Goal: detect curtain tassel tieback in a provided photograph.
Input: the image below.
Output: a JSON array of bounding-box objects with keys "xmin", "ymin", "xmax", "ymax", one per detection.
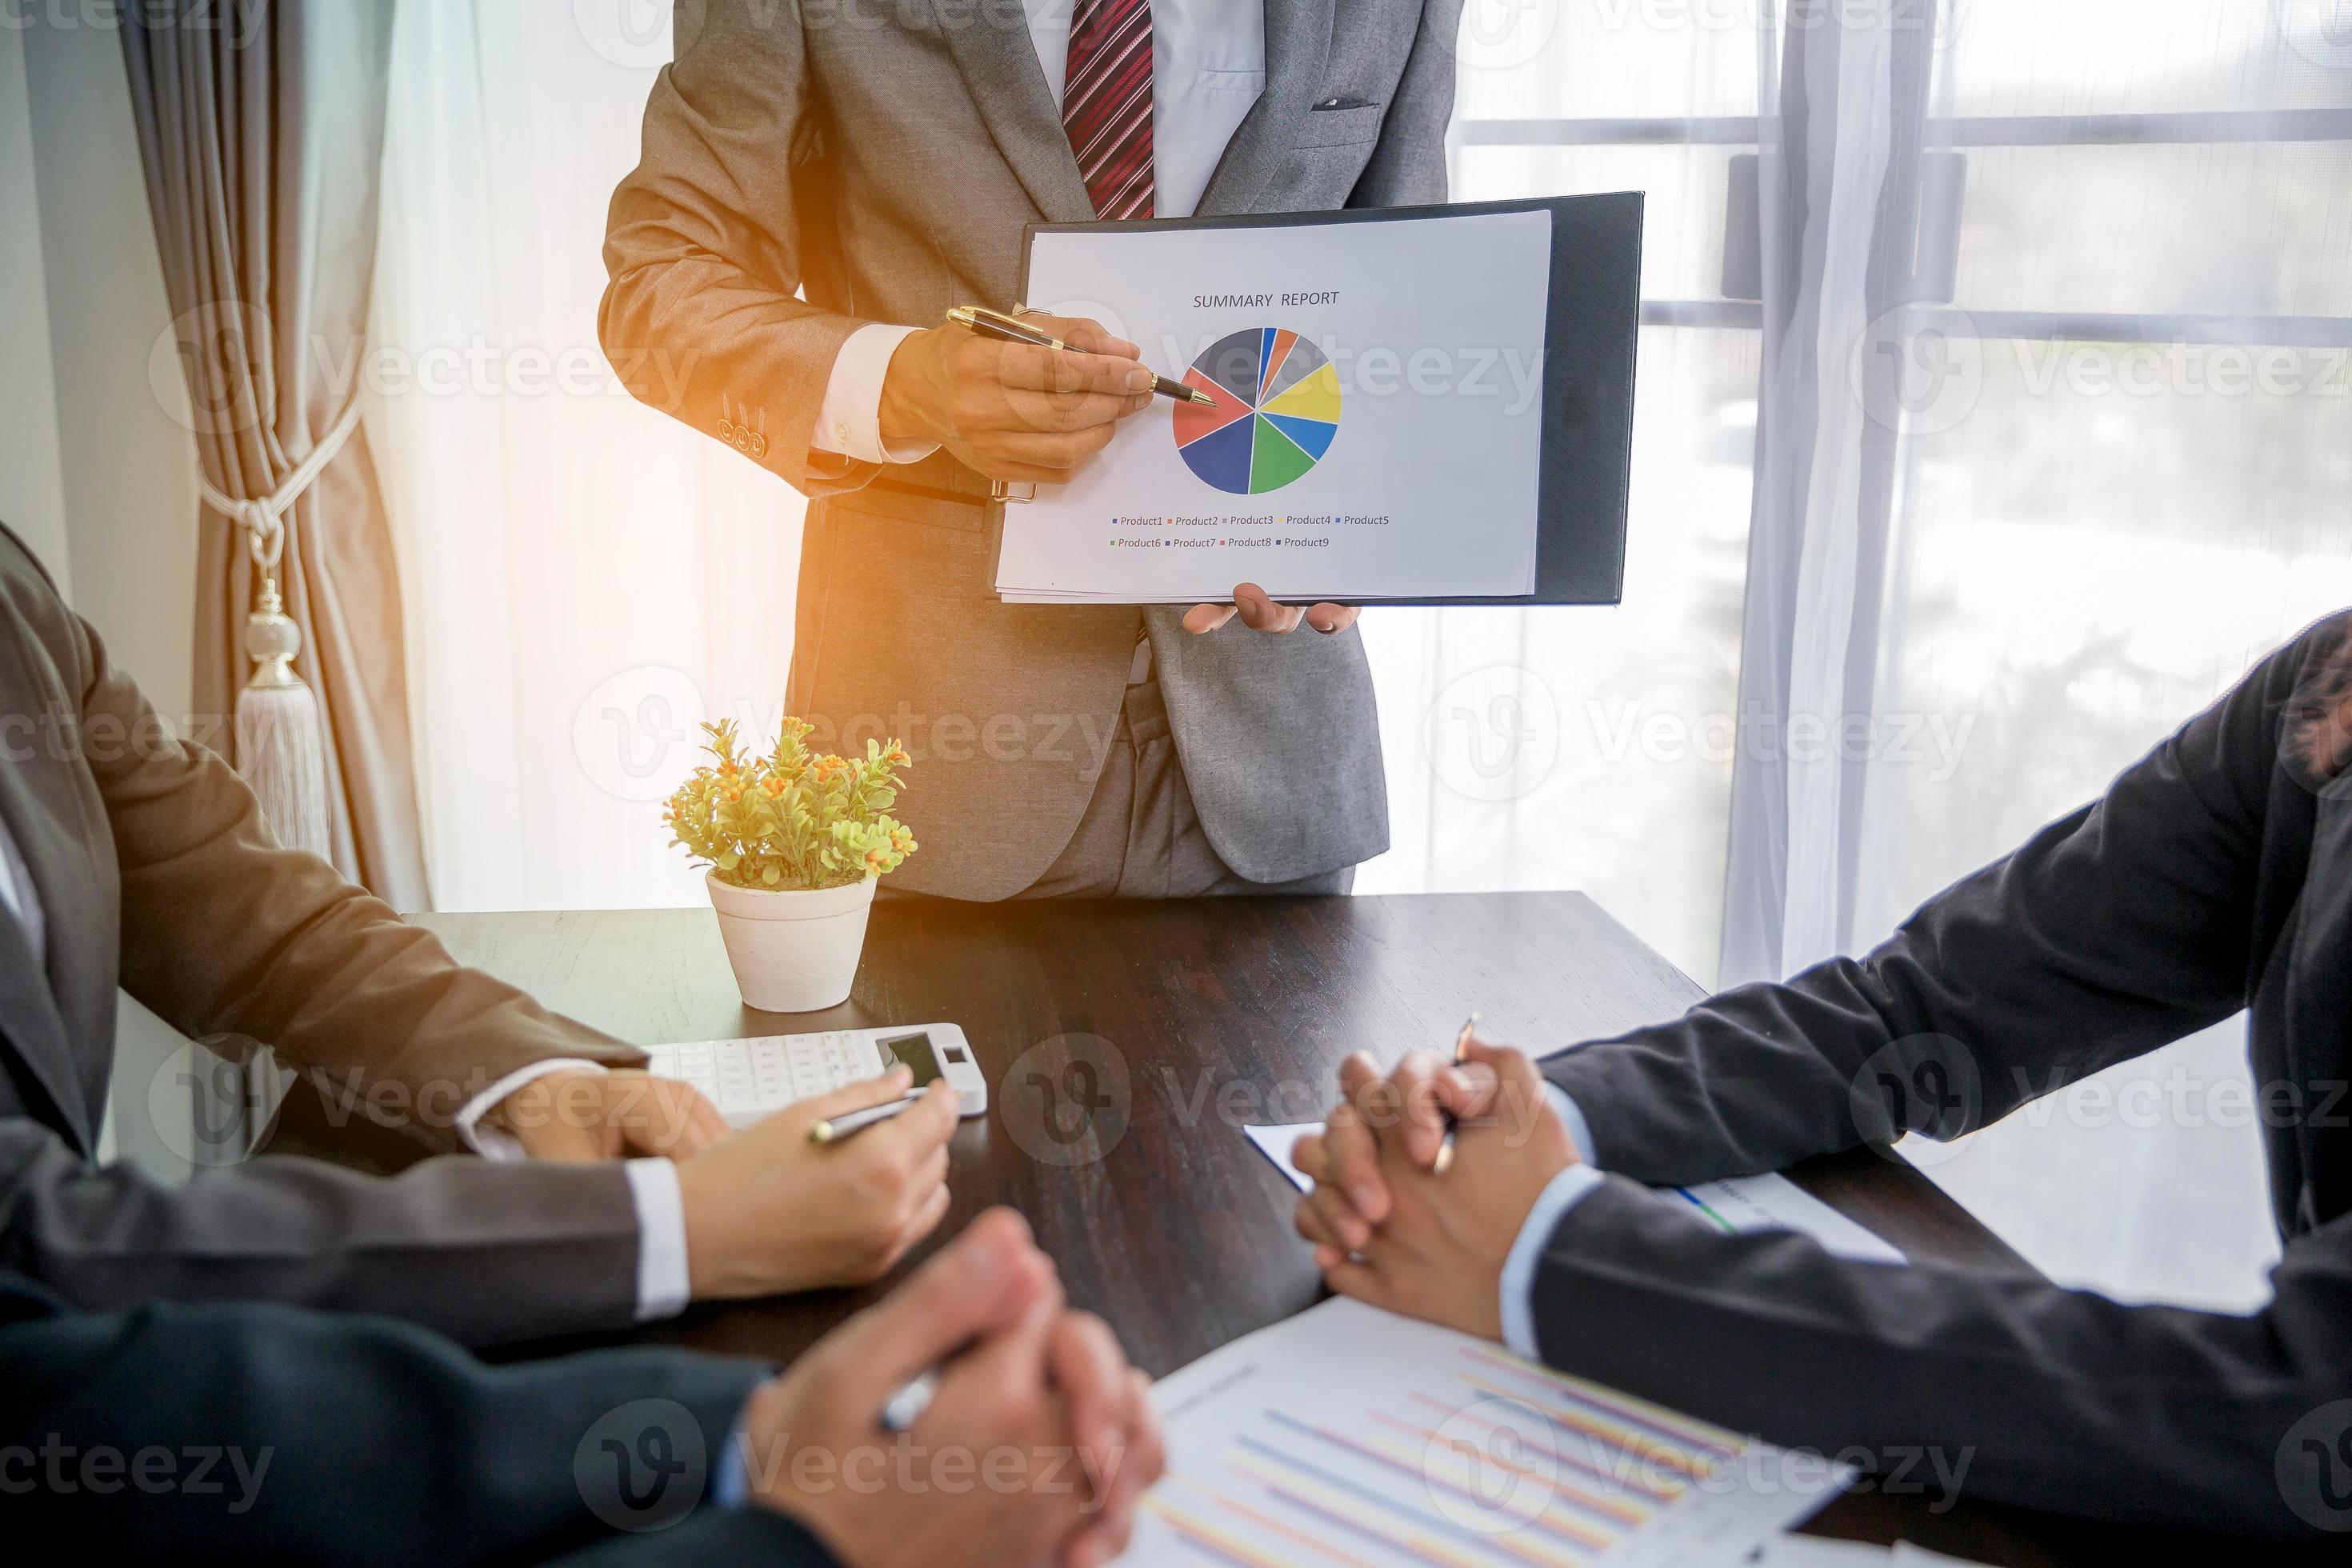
[{"xmin": 195, "ymin": 395, "xmax": 365, "ymax": 862}]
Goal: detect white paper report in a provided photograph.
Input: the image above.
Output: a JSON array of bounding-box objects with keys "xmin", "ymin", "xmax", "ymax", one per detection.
[{"xmin": 999, "ymin": 208, "xmax": 1553, "ymax": 602}]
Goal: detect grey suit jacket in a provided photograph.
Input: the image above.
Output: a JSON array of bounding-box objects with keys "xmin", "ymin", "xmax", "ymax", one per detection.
[
  {"xmin": 602, "ymin": 0, "xmax": 1465, "ymax": 898},
  {"xmin": 0, "ymin": 526, "xmax": 654, "ymax": 1348},
  {"xmin": 1534, "ymin": 614, "xmax": 2352, "ymax": 1539}
]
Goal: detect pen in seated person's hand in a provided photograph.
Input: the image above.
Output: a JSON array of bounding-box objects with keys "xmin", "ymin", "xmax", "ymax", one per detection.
[
  {"xmin": 676, "ymin": 1068, "xmax": 962, "ymax": 1299},
  {"xmin": 743, "ymin": 1209, "xmax": 1166, "ymax": 1568},
  {"xmin": 1290, "ymin": 1042, "xmax": 1578, "ymax": 1342},
  {"xmin": 1287, "ymin": 1033, "xmax": 1543, "ymax": 1254}
]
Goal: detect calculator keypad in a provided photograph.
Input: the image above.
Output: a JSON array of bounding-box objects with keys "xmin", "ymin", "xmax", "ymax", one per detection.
[{"xmin": 646, "ymin": 1034, "xmax": 891, "ymax": 1127}]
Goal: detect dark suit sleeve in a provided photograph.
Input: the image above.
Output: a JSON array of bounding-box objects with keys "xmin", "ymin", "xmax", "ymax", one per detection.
[
  {"xmin": 0, "ymin": 1290, "xmax": 798, "ymax": 1566},
  {"xmin": 601, "ymin": 0, "xmax": 874, "ymax": 498},
  {"xmin": 0, "ymin": 1120, "xmax": 645, "ymax": 1347},
  {"xmin": 1348, "ymin": 0, "xmax": 1466, "ymax": 206},
  {"xmin": 550, "ymin": 1507, "xmax": 842, "ymax": 1566},
  {"xmin": 1542, "ymin": 618, "xmax": 2315, "ymax": 1186},
  {"xmin": 1527, "ymin": 1176, "xmax": 2352, "ymax": 1539}
]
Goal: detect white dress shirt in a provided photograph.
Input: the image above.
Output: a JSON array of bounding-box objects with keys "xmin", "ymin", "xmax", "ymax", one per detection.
[
  {"xmin": 809, "ymin": 0, "xmax": 1269, "ymax": 465},
  {"xmin": 1498, "ymin": 1086, "xmax": 1604, "ymax": 1360}
]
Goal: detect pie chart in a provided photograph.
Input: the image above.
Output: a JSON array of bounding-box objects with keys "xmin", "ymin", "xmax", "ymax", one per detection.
[{"xmin": 1172, "ymin": 327, "xmax": 1342, "ymax": 496}]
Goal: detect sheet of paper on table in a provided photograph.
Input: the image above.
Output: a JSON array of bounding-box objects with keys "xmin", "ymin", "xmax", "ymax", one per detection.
[
  {"xmin": 1000, "ymin": 207, "xmax": 1552, "ymax": 604},
  {"xmin": 1133, "ymin": 1294, "xmax": 1848, "ymax": 1567},
  {"xmin": 1240, "ymin": 1122, "xmax": 1906, "ymax": 1266}
]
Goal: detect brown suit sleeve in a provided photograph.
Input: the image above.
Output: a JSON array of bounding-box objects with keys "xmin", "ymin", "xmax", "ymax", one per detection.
[
  {"xmin": 76, "ymin": 619, "xmax": 644, "ymax": 1149},
  {"xmin": 600, "ymin": 0, "xmax": 874, "ymax": 498},
  {"xmin": 0, "ymin": 534, "xmax": 651, "ymax": 1346}
]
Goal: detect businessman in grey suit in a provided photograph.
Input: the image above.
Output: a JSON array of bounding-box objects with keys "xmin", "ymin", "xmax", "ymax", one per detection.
[
  {"xmin": 0, "ymin": 523, "xmax": 956, "ymax": 1346},
  {"xmin": 602, "ymin": 0, "xmax": 1468, "ymax": 900},
  {"xmin": 1291, "ymin": 614, "xmax": 2352, "ymax": 1540}
]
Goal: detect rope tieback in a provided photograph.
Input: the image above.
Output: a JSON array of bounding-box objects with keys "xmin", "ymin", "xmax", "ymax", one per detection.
[{"xmin": 194, "ymin": 394, "xmax": 366, "ymax": 862}]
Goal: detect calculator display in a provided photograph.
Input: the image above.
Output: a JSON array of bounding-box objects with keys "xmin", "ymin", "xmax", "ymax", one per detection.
[{"xmin": 879, "ymin": 1032, "xmax": 942, "ymax": 1086}]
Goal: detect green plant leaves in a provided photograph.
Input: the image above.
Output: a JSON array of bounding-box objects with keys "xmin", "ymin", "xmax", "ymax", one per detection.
[{"xmin": 664, "ymin": 719, "xmax": 918, "ymax": 891}]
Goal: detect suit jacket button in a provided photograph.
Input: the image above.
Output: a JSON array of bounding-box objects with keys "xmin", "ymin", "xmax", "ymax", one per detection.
[{"xmin": 750, "ymin": 433, "xmax": 768, "ymax": 458}]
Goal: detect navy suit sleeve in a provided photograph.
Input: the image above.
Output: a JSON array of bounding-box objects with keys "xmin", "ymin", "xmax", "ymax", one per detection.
[
  {"xmin": 0, "ymin": 1289, "xmax": 790, "ymax": 1565},
  {"xmin": 1542, "ymin": 617, "xmax": 2325, "ymax": 1186},
  {"xmin": 1512, "ymin": 620, "xmax": 2352, "ymax": 1538},
  {"xmin": 1527, "ymin": 1177, "xmax": 2352, "ymax": 1540},
  {"xmin": 549, "ymin": 1506, "xmax": 841, "ymax": 1565}
]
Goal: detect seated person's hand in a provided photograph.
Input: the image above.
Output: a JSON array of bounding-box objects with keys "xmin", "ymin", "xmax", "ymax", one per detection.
[
  {"xmin": 1289, "ymin": 1043, "xmax": 1502, "ymax": 1246},
  {"xmin": 744, "ymin": 1208, "xmax": 1165, "ymax": 1568},
  {"xmin": 493, "ymin": 1068, "xmax": 729, "ymax": 1162},
  {"xmin": 676, "ymin": 1068, "xmax": 959, "ymax": 1298},
  {"xmin": 1182, "ymin": 582, "xmax": 1359, "ymax": 637},
  {"xmin": 879, "ymin": 311, "xmax": 1156, "ymax": 484},
  {"xmin": 1292, "ymin": 1041, "xmax": 1578, "ymax": 1340}
]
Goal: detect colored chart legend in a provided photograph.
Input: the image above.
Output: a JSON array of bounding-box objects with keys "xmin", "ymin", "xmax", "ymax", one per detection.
[{"xmin": 1174, "ymin": 327, "xmax": 1343, "ymax": 496}]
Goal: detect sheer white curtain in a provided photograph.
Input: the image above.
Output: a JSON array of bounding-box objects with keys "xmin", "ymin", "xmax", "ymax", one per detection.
[
  {"xmin": 368, "ymin": 0, "xmax": 800, "ymax": 913},
  {"xmin": 1725, "ymin": 0, "xmax": 2352, "ymax": 1310},
  {"xmin": 1356, "ymin": 4, "xmax": 1766, "ymax": 992}
]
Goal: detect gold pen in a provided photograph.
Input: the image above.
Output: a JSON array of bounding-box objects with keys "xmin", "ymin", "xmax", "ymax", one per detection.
[
  {"xmin": 1431, "ymin": 1012, "xmax": 1478, "ymax": 1175},
  {"xmin": 946, "ymin": 304, "xmax": 1216, "ymax": 405}
]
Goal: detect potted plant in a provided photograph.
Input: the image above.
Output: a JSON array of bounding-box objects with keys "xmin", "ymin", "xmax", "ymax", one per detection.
[{"xmin": 663, "ymin": 718, "xmax": 918, "ymax": 1012}]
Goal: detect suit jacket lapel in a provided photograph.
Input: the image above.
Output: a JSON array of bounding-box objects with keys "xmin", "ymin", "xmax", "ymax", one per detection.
[
  {"xmin": 0, "ymin": 613, "xmax": 99, "ymax": 1153},
  {"xmin": 1194, "ymin": 0, "xmax": 1337, "ymax": 218},
  {"xmin": 934, "ymin": 2, "xmax": 1099, "ymax": 226}
]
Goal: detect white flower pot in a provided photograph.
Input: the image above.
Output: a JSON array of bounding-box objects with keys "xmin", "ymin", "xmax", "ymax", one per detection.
[{"xmin": 706, "ymin": 871, "xmax": 878, "ymax": 1013}]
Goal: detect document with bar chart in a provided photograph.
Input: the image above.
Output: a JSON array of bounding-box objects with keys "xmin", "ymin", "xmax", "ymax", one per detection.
[
  {"xmin": 998, "ymin": 206, "xmax": 1554, "ymax": 604},
  {"xmin": 1130, "ymin": 1298, "xmax": 1845, "ymax": 1568}
]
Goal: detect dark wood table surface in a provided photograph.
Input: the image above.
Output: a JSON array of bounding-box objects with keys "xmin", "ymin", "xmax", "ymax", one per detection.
[{"xmin": 400, "ymin": 892, "xmax": 2250, "ymax": 1566}]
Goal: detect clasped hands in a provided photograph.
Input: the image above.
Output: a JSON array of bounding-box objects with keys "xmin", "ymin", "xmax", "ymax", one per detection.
[
  {"xmin": 492, "ymin": 1074, "xmax": 1163, "ymax": 1567},
  {"xmin": 1289, "ymin": 1038, "xmax": 1582, "ymax": 1341},
  {"xmin": 878, "ymin": 311, "xmax": 1358, "ymax": 637}
]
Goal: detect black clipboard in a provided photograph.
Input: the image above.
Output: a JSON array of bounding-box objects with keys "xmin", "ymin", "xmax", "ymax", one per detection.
[{"xmin": 1015, "ymin": 192, "xmax": 1644, "ymax": 606}]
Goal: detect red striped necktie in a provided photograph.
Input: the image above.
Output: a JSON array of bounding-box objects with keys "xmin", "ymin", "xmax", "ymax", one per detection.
[{"xmin": 1062, "ymin": 0, "xmax": 1156, "ymax": 221}]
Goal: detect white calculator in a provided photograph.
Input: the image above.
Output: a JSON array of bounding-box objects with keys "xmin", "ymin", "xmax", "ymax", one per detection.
[{"xmin": 642, "ymin": 1024, "xmax": 987, "ymax": 1130}]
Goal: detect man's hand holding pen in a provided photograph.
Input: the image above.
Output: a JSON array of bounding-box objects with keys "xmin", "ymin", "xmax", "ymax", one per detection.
[{"xmin": 878, "ymin": 308, "xmax": 1157, "ymax": 485}]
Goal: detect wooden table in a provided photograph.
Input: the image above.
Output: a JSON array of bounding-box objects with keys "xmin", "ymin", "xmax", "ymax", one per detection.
[{"xmin": 402, "ymin": 893, "xmax": 2235, "ymax": 1566}]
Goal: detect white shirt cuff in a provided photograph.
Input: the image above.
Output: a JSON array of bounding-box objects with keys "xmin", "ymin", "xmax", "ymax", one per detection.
[
  {"xmin": 1498, "ymin": 1163, "xmax": 1607, "ymax": 1360},
  {"xmin": 624, "ymin": 1157, "xmax": 694, "ymax": 1322},
  {"xmin": 1546, "ymin": 1083, "xmax": 1599, "ymax": 1170},
  {"xmin": 454, "ymin": 1058, "xmax": 610, "ymax": 1162},
  {"xmin": 810, "ymin": 322, "xmax": 938, "ymax": 464}
]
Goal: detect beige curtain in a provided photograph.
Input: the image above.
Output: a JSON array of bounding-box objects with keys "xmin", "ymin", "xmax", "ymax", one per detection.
[{"xmin": 121, "ymin": 0, "xmax": 427, "ymax": 908}]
